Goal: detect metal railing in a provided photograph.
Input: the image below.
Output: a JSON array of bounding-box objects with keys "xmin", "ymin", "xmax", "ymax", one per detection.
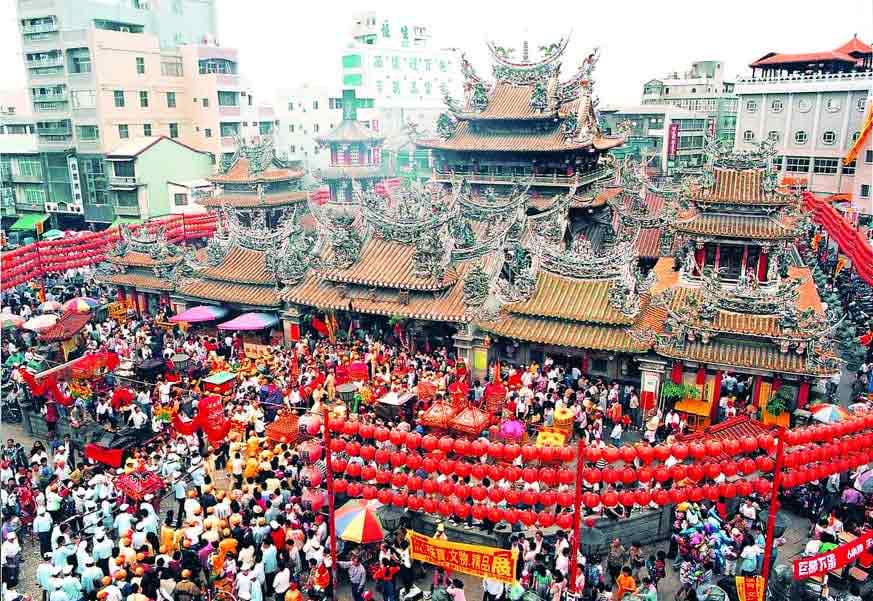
[
  {"xmin": 32, "ymin": 92, "xmax": 67, "ymax": 102},
  {"xmin": 21, "ymin": 21, "xmax": 57, "ymax": 34},
  {"xmin": 26, "ymin": 56, "xmax": 63, "ymax": 68},
  {"xmin": 114, "ymin": 204, "xmax": 141, "ymax": 216},
  {"xmin": 737, "ymin": 71, "xmax": 872, "ymax": 84},
  {"xmin": 109, "ymin": 176, "xmax": 139, "ymax": 187},
  {"xmin": 432, "ymin": 166, "xmax": 613, "ymax": 187}
]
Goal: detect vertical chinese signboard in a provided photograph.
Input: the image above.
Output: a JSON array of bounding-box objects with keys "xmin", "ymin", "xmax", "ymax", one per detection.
[
  {"xmin": 707, "ymin": 117, "xmax": 716, "ymax": 139},
  {"xmin": 667, "ymin": 123, "xmax": 679, "ymax": 159},
  {"xmin": 735, "ymin": 576, "xmax": 764, "ymax": 601},
  {"xmin": 409, "ymin": 530, "xmax": 517, "ymax": 583}
]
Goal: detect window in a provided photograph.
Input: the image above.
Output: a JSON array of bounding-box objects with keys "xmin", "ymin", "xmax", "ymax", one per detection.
[
  {"xmin": 424, "ymin": 81, "xmax": 432, "ymax": 95},
  {"xmin": 770, "ymin": 99, "xmax": 784, "ymax": 113},
  {"xmin": 794, "ymin": 130, "xmax": 808, "ymax": 145},
  {"xmin": 202, "ymin": 98, "xmax": 209, "ymax": 108},
  {"xmin": 745, "ymin": 99, "xmax": 758, "ymax": 112},
  {"xmin": 376, "ymin": 80, "xmax": 383, "ymax": 94},
  {"xmin": 217, "ymin": 91, "xmax": 239, "ymax": 106},
  {"xmin": 867, "ymin": 150, "xmax": 873, "ymax": 164},
  {"xmin": 248, "ymin": 95, "xmax": 252, "ymax": 106},
  {"xmin": 113, "ymin": 90, "xmax": 124, "ymax": 107},
  {"xmin": 219, "ymin": 123, "xmax": 239, "ymax": 137},
  {"xmin": 70, "ymin": 89, "xmax": 96, "ymax": 109},
  {"xmin": 161, "ymin": 57, "xmax": 183, "ymax": 76},
  {"xmin": 424, "ymin": 58, "xmax": 432, "ymax": 71},
  {"xmin": 392, "ymin": 56, "xmax": 400, "ymax": 69},
  {"xmin": 785, "ymin": 156, "xmax": 810, "ymax": 172},
  {"xmin": 22, "ymin": 186, "xmax": 46, "ymax": 204},
  {"xmin": 743, "ymin": 130, "xmax": 755, "ymax": 142},
  {"xmin": 439, "ymin": 59, "xmax": 447, "ymax": 72},
  {"xmin": 343, "ymin": 74, "xmax": 362, "ymax": 87},
  {"xmin": 312, "ymin": 100, "xmax": 319, "ymax": 110},
  {"xmin": 143, "ymin": 123, "xmax": 151, "ymax": 136},
  {"xmin": 410, "ymin": 81, "xmax": 419, "ymax": 94},
  {"xmin": 408, "ymin": 57, "xmax": 417, "ymax": 70},
  {"xmin": 198, "ymin": 58, "xmax": 238, "ymax": 74},
  {"xmin": 139, "ymin": 91, "xmax": 148, "ymax": 108},
  {"xmin": 862, "ymin": 184, "xmax": 871, "ymax": 198},
  {"xmin": 590, "ymin": 358, "xmax": 608, "ymax": 374},
  {"xmin": 174, "ymin": 193, "xmax": 188, "ymax": 206},
  {"xmin": 313, "ymin": 124, "xmax": 319, "ymax": 133},
  {"xmin": 767, "ymin": 131, "xmax": 780, "ymax": 142},
  {"xmin": 392, "ymin": 81, "xmax": 400, "ymax": 94},
  {"xmin": 813, "ymin": 158, "xmax": 839, "ymax": 174},
  {"xmin": 288, "ymin": 124, "xmax": 294, "ymax": 133},
  {"xmin": 373, "ymin": 55, "xmax": 383, "ymax": 68},
  {"xmin": 135, "ymin": 56, "xmax": 144, "ymax": 74},
  {"xmin": 118, "ymin": 124, "xmax": 129, "ymax": 139},
  {"xmin": 859, "ymin": 98, "xmax": 868, "ymax": 112},
  {"xmin": 342, "ymin": 54, "xmax": 362, "ymax": 68},
  {"xmin": 166, "ymin": 92, "xmax": 176, "ymax": 108},
  {"xmin": 821, "ymin": 130, "xmax": 837, "ymax": 145},
  {"xmin": 289, "ymin": 145, "xmax": 295, "ymax": 153},
  {"xmin": 205, "ymin": 128, "xmax": 211, "ymax": 138},
  {"xmin": 168, "ymin": 123, "xmax": 179, "ymax": 138},
  {"xmin": 842, "ymin": 160, "xmax": 855, "ymax": 175},
  {"xmin": 15, "ymin": 158, "xmax": 42, "ymax": 178},
  {"xmin": 287, "ymin": 101, "xmax": 294, "ymax": 111}
]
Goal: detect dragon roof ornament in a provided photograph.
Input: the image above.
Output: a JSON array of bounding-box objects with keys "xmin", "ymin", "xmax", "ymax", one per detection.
[
  {"xmin": 221, "ymin": 134, "xmax": 278, "ymax": 176},
  {"xmin": 486, "ymin": 36, "xmax": 569, "ymax": 85},
  {"xmin": 354, "ymin": 178, "xmax": 460, "ymax": 244},
  {"xmin": 704, "ymin": 137, "xmax": 777, "ymax": 171},
  {"xmin": 108, "ymin": 224, "xmax": 182, "ymax": 261}
]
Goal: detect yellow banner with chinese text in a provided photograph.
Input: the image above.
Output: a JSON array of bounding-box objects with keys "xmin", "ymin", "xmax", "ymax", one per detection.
[
  {"xmin": 735, "ymin": 576, "xmax": 764, "ymax": 601},
  {"xmin": 408, "ymin": 530, "xmax": 517, "ymax": 583}
]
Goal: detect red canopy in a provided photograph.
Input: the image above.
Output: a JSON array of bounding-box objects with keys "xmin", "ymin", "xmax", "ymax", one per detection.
[
  {"xmin": 38, "ymin": 311, "xmax": 90, "ymax": 342},
  {"xmin": 115, "ymin": 469, "xmax": 164, "ymax": 500}
]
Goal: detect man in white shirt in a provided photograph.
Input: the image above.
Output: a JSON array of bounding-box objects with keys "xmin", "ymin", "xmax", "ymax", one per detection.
[{"xmin": 483, "ymin": 577, "xmax": 504, "ymax": 601}]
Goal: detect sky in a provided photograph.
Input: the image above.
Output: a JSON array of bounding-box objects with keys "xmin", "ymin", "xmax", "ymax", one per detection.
[{"xmin": 0, "ymin": 0, "xmax": 871, "ymax": 106}]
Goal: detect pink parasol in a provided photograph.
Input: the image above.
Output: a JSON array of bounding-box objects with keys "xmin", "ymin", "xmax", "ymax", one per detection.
[{"xmin": 499, "ymin": 419, "xmax": 526, "ymax": 440}]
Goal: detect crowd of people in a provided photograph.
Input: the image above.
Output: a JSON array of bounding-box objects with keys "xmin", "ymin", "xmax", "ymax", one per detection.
[{"xmin": 0, "ymin": 262, "xmax": 871, "ymax": 601}]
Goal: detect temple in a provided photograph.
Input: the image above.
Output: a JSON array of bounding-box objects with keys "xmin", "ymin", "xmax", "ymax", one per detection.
[
  {"xmin": 314, "ymin": 89, "xmax": 388, "ymax": 202},
  {"xmin": 642, "ymin": 140, "xmax": 840, "ymax": 429}
]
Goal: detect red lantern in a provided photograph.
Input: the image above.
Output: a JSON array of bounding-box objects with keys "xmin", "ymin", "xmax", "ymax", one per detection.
[
  {"xmin": 723, "ymin": 439, "xmax": 741, "ymax": 456},
  {"xmin": 503, "ymin": 443, "xmax": 522, "ymax": 462},
  {"xmin": 559, "ymin": 446, "xmax": 576, "ymax": 463},
  {"xmin": 602, "ymin": 468, "xmax": 619, "ymax": 485},
  {"xmin": 705, "ymin": 440, "xmax": 723, "ymax": 457},
  {"xmin": 405, "ymin": 432, "xmax": 421, "ymax": 450},
  {"xmin": 374, "ymin": 427, "xmax": 390, "ymax": 442},
  {"xmin": 376, "ymin": 470, "xmax": 392, "ymax": 485},
  {"xmin": 422, "ymin": 479, "xmax": 437, "ymax": 495},
  {"xmin": 780, "ymin": 472, "xmax": 797, "ymax": 489},
  {"xmin": 488, "ymin": 442, "xmax": 505, "ymax": 460},
  {"xmin": 505, "ymin": 489, "xmax": 520, "ymax": 506},
  {"xmin": 538, "ymin": 511, "xmax": 555, "ymax": 528},
  {"xmin": 719, "ymin": 482, "xmax": 737, "ymax": 499},
  {"xmin": 558, "ymin": 469, "xmax": 575, "ymax": 485},
  {"xmin": 556, "ymin": 513, "xmax": 573, "ymax": 529},
  {"xmin": 423, "ymin": 498, "xmax": 437, "ymax": 514},
  {"xmin": 688, "ymin": 487, "xmax": 705, "ymax": 502},
  {"xmin": 586, "ymin": 446, "xmax": 603, "ymax": 463},
  {"xmin": 755, "ymin": 456, "xmax": 774, "ymax": 473},
  {"xmin": 668, "ymin": 487, "xmax": 686, "ymax": 504},
  {"xmin": 740, "ymin": 437, "xmax": 757, "ymax": 454},
  {"xmin": 438, "ymin": 459, "xmax": 456, "ymax": 476},
  {"xmin": 345, "ymin": 442, "xmax": 361, "ymax": 457},
  {"xmin": 392, "ymin": 492, "xmax": 408, "ymax": 508},
  {"xmin": 519, "ymin": 510, "xmax": 537, "ymax": 526},
  {"xmin": 583, "ymin": 492, "xmax": 600, "ymax": 508},
  {"xmin": 421, "ymin": 435, "xmax": 438, "ymax": 452},
  {"xmin": 736, "ymin": 480, "xmax": 753, "ymax": 496},
  {"xmin": 654, "ymin": 467, "xmax": 670, "ymax": 482},
  {"xmin": 505, "ymin": 466, "xmax": 521, "ymax": 483},
  {"xmin": 620, "ymin": 446, "xmax": 637, "ymax": 464},
  {"xmin": 405, "ymin": 455, "xmax": 422, "ymax": 471},
  {"xmin": 471, "ymin": 505, "xmax": 485, "ymax": 521},
  {"xmin": 374, "ymin": 448, "xmax": 390, "ymax": 465},
  {"xmin": 487, "ymin": 464, "xmax": 503, "ymax": 482},
  {"xmin": 621, "ymin": 467, "xmax": 636, "ymax": 485},
  {"xmin": 421, "ymin": 457, "xmax": 437, "ymax": 474},
  {"xmin": 488, "ymin": 488, "xmax": 504, "ymax": 503},
  {"xmin": 407, "ymin": 476, "xmax": 422, "ymax": 492},
  {"xmin": 689, "ymin": 442, "xmax": 706, "ymax": 460},
  {"xmin": 635, "ymin": 490, "xmax": 652, "ymax": 506},
  {"xmin": 471, "ymin": 464, "xmax": 487, "ymax": 481},
  {"xmin": 438, "ymin": 436, "xmax": 454, "ymax": 454},
  {"xmin": 671, "ymin": 443, "xmax": 689, "ymax": 460},
  {"xmin": 521, "ymin": 490, "xmax": 537, "ymax": 506},
  {"xmin": 539, "ymin": 468, "xmax": 557, "ymax": 486},
  {"xmin": 330, "ymin": 416, "xmax": 346, "ymax": 433},
  {"xmin": 557, "ymin": 491, "xmax": 574, "ymax": 507},
  {"xmin": 638, "ymin": 467, "xmax": 653, "ymax": 482},
  {"xmin": 343, "ymin": 421, "xmax": 359, "ymax": 436},
  {"xmin": 344, "ymin": 462, "xmax": 361, "ymax": 478},
  {"xmin": 540, "ymin": 490, "xmax": 556, "ymax": 507},
  {"xmin": 455, "ymin": 462, "xmax": 471, "ymax": 479},
  {"xmin": 363, "ymin": 466, "xmax": 379, "ymax": 482},
  {"xmin": 522, "ymin": 468, "xmax": 538, "ymax": 484},
  {"xmin": 757, "ymin": 434, "xmax": 774, "ymax": 453},
  {"xmin": 653, "ymin": 490, "xmax": 670, "ymax": 506},
  {"xmin": 601, "ymin": 491, "xmax": 619, "ymax": 507},
  {"xmin": 389, "ymin": 451, "xmax": 405, "ymax": 467},
  {"xmin": 704, "ymin": 463, "xmax": 721, "ymax": 480},
  {"xmin": 389, "ymin": 430, "xmax": 405, "ymax": 446},
  {"xmin": 585, "ymin": 468, "xmax": 602, "ymax": 483},
  {"xmin": 637, "ymin": 445, "xmax": 654, "ymax": 464},
  {"xmin": 347, "ymin": 482, "xmax": 363, "ymax": 498},
  {"xmin": 377, "ymin": 489, "xmax": 392, "ymax": 504},
  {"xmin": 619, "ymin": 491, "xmax": 636, "ymax": 507},
  {"xmin": 503, "ymin": 508, "xmax": 518, "ymax": 524},
  {"xmin": 391, "ymin": 473, "xmax": 408, "ymax": 488},
  {"xmin": 669, "ymin": 465, "xmax": 687, "ymax": 482},
  {"xmin": 686, "ymin": 465, "xmax": 704, "ymax": 482},
  {"xmin": 704, "ymin": 485, "xmax": 720, "ymax": 502},
  {"xmin": 603, "ymin": 446, "xmax": 621, "ymax": 463},
  {"xmin": 653, "ymin": 445, "xmax": 672, "ymax": 463},
  {"xmin": 522, "ymin": 445, "xmax": 538, "ymax": 462},
  {"xmin": 487, "ymin": 506, "xmax": 503, "ymax": 523},
  {"xmin": 739, "ymin": 458, "xmax": 756, "ymax": 476},
  {"xmin": 540, "ymin": 446, "xmax": 557, "ymax": 463},
  {"xmin": 329, "ymin": 439, "xmax": 346, "ymax": 453},
  {"xmin": 407, "ymin": 495, "xmax": 423, "ymax": 511},
  {"xmin": 333, "ymin": 478, "xmax": 348, "ymax": 494},
  {"xmin": 471, "ymin": 486, "xmax": 487, "ymax": 502},
  {"xmin": 754, "ymin": 478, "xmax": 771, "ymax": 496},
  {"xmin": 453, "ymin": 439, "xmax": 471, "ymax": 456}
]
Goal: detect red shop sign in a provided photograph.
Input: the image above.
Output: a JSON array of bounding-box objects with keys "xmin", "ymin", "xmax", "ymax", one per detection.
[{"xmin": 793, "ymin": 530, "xmax": 873, "ymax": 579}]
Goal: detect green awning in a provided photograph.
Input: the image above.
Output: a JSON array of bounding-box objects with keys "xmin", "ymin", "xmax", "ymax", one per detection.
[
  {"xmin": 110, "ymin": 217, "xmax": 142, "ymax": 228},
  {"xmin": 10, "ymin": 213, "xmax": 49, "ymax": 231}
]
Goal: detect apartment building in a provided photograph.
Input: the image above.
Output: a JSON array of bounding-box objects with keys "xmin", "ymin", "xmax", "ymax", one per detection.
[
  {"xmin": 600, "ymin": 105, "xmax": 712, "ymax": 175},
  {"xmin": 734, "ymin": 36, "xmax": 871, "ymax": 199},
  {"xmin": 641, "ymin": 60, "xmax": 738, "ymax": 148},
  {"xmin": 9, "ymin": 0, "xmax": 276, "ymax": 228}
]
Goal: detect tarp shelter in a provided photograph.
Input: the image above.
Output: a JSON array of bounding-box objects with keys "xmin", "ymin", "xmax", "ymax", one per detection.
[
  {"xmin": 10, "ymin": 213, "xmax": 48, "ymax": 231},
  {"xmin": 217, "ymin": 312, "xmax": 279, "ymax": 331}
]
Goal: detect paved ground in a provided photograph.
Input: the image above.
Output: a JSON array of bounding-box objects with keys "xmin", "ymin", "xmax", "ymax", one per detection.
[{"xmin": 5, "ymin": 419, "xmax": 819, "ymax": 601}]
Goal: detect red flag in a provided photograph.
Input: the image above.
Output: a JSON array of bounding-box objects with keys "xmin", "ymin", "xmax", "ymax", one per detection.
[{"xmin": 311, "ymin": 317, "xmax": 329, "ymax": 336}]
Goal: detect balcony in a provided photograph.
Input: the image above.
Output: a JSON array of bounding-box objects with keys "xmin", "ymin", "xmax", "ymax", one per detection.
[
  {"xmin": 26, "ymin": 55, "xmax": 63, "ymax": 68},
  {"xmin": 215, "ymin": 73, "xmax": 241, "ymax": 87},
  {"xmin": 36, "ymin": 124, "xmax": 71, "ymax": 136},
  {"xmin": 114, "ymin": 204, "xmax": 141, "ymax": 216},
  {"xmin": 33, "ymin": 102, "xmax": 68, "ymax": 114},
  {"xmin": 15, "ymin": 201, "xmax": 45, "ymax": 212},
  {"xmin": 109, "ymin": 176, "xmax": 140, "ymax": 189},
  {"xmin": 21, "ymin": 20, "xmax": 58, "ymax": 35},
  {"xmin": 9, "ymin": 173, "xmax": 43, "ymax": 183},
  {"xmin": 32, "ymin": 91, "xmax": 67, "ymax": 103},
  {"xmin": 220, "ymin": 135, "xmax": 238, "ymax": 147},
  {"xmin": 218, "ymin": 105, "xmax": 241, "ymax": 116},
  {"xmin": 431, "ymin": 165, "xmax": 613, "ymax": 188}
]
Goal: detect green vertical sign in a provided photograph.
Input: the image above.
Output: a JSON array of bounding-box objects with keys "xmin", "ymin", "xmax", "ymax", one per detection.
[{"xmin": 343, "ymin": 89, "xmax": 357, "ymax": 121}]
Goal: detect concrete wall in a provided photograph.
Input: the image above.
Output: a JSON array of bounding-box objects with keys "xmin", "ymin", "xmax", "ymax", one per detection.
[{"xmin": 136, "ymin": 137, "xmax": 213, "ymax": 218}]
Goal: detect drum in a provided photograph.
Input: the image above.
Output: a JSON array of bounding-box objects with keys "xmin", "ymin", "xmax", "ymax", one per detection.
[{"xmin": 554, "ymin": 407, "xmax": 574, "ymax": 436}]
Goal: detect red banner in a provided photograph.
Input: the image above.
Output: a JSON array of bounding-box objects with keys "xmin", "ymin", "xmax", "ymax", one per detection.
[
  {"xmin": 794, "ymin": 530, "xmax": 873, "ymax": 579},
  {"xmin": 408, "ymin": 530, "xmax": 517, "ymax": 583},
  {"xmin": 667, "ymin": 123, "xmax": 679, "ymax": 159},
  {"xmin": 735, "ymin": 576, "xmax": 764, "ymax": 601}
]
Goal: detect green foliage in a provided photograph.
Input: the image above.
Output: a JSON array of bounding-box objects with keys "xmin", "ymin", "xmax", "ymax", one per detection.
[
  {"xmin": 766, "ymin": 386, "xmax": 793, "ymax": 416},
  {"xmin": 662, "ymin": 382, "xmax": 700, "ymax": 403},
  {"xmin": 388, "ymin": 314, "xmax": 406, "ymax": 327}
]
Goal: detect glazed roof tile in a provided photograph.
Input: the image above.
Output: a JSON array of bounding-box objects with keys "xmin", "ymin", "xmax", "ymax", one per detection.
[
  {"xmin": 506, "ymin": 272, "xmax": 634, "ymax": 325},
  {"xmin": 208, "ymin": 159, "xmax": 305, "ymax": 185},
  {"xmin": 456, "ymin": 83, "xmax": 557, "ymax": 121},
  {"xmin": 318, "ymin": 237, "xmax": 458, "ymax": 291},
  {"xmin": 107, "ymin": 251, "xmax": 182, "ymax": 268},
  {"xmin": 314, "ymin": 120, "xmax": 384, "ymax": 144},
  {"xmin": 655, "ymin": 339, "xmax": 837, "ymax": 376},
  {"xmin": 197, "ymin": 246, "xmax": 275, "ymax": 285},
  {"xmin": 691, "ymin": 168, "xmax": 791, "ymax": 205},
  {"xmin": 198, "ymin": 190, "xmax": 308, "ymax": 208},
  {"xmin": 673, "ymin": 212, "xmax": 799, "ymax": 240},
  {"xmin": 417, "ymin": 121, "xmax": 623, "ymax": 153},
  {"xmin": 480, "ymin": 314, "xmax": 649, "ymax": 353},
  {"xmin": 177, "ymin": 277, "xmax": 281, "ymax": 307},
  {"xmin": 101, "ymin": 272, "xmax": 174, "ymax": 291}
]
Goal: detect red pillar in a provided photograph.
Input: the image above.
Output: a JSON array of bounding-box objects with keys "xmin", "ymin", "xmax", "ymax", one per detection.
[
  {"xmin": 757, "ymin": 250, "xmax": 769, "ymax": 282},
  {"xmin": 117, "ymin": 287, "xmax": 126, "ymax": 302},
  {"xmin": 740, "ymin": 245, "xmax": 749, "ymax": 277},
  {"xmin": 714, "ymin": 244, "xmax": 721, "ymax": 272},
  {"xmin": 671, "ymin": 361, "xmax": 683, "ymax": 384},
  {"xmin": 752, "ymin": 376, "xmax": 762, "ymax": 407},
  {"xmin": 710, "ymin": 370, "xmax": 723, "ymax": 422},
  {"xmin": 568, "ymin": 441, "xmax": 585, "ymax": 594},
  {"xmin": 324, "ymin": 413, "xmax": 338, "ymax": 587},
  {"xmin": 761, "ymin": 428, "xmax": 787, "ymax": 584},
  {"xmin": 797, "ymin": 380, "xmax": 810, "ymax": 409},
  {"xmin": 772, "ymin": 377, "xmax": 782, "ymax": 393},
  {"xmin": 695, "ymin": 246, "xmax": 706, "ymax": 275}
]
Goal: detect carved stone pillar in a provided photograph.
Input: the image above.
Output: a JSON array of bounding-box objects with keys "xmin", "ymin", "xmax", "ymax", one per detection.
[
  {"xmin": 637, "ymin": 358, "xmax": 667, "ymax": 414},
  {"xmin": 281, "ymin": 304, "xmax": 303, "ymax": 346},
  {"xmin": 453, "ymin": 323, "xmax": 489, "ymax": 384}
]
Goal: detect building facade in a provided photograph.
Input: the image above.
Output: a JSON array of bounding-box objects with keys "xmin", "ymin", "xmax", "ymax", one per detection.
[
  {"xmin": 340, "ymin": 11, "xmax": 459, "ymax": 136},
  {"xmin": 600, "ymin": 105, "xmax": 712, "ymax": 176},
  {"xmin": 10, "ymin": 0, "xmax": 274, "ymax": 228},
  {"xmin": 274, "ymin": 84, "xmax": 379, "ymax": 171},
  {"xmin": 734, "ymin": 36, "xmax": 871, "ymax": 199},
  {"xmin": 641, "ymin": 60, "xmax": 738, "ymax": 148}
]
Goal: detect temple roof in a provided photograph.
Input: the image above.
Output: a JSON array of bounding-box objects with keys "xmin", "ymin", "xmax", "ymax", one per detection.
[
  {"xmin": 314, "ymin": 120, "xmax": 384, "ymax": 145},
  {"xmin": 197, "ymin": 246, "xmax": 275, "ymax": 285},
  {"xmin": 317, "ymin": 237, "xmax": 459, "ymax": 292},
  {"xmin": 505, "ymin": 272, "xmax": 635, "ymax": 325},
  {"xmin": 177, "ymin": 277, "xmax": 281, "ymax": 307},
  {"xmin": 690, "ymin": 167, "xmax": 792, "ymax": 206},
  {"xmin": 102, "ymin": 272, "xmax": 174, "ymax": 291},
  {"xmin": 107, "ymin": 251, "xmax": 182, "ymax": 268},
  {"xmin": 656, "ymin": 339, "xmax": 837, "ymax": 377},
  {"xmin": 209, "ymin": 158, "xmax": 305, "ymax": 185},
  {"xmin": 197, "ymin": 190, "xmax": 308, "ymax": 208},
  {"xmin": 418, "ymin": 121, "xmax": 622, "ymax": 153},
  {"xmin": 455, "ymin": 83, "xmax": 559, "ymax": 121},
  {"xmin": 750, "ymin": 36, "xmax": 871, "ymax": 68},
  {"xmin": 481, "ymin": 315, "xmax": 649, "ymax": 353},
  {"xmin": 672, "ymin": 211, "xmax": 800, "ymax": 240}
]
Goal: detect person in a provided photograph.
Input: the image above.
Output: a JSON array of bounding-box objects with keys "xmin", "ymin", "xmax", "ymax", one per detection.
[
  {"xmin": 373, "ymin": 558, "xmax": 400, "ymax": 601},
  {"xmin": 550, "ymin": 572, "xmax": 566, "ymax": 601},
  {"xmin": 638, "ymin": 576, "xmax": 658, "ymax": 601},
  {"xmin": 445, "ymin": 579, "xmax": 467, "ymax": 601},
  {"xmin": 173, "ymin": 569, "xmax": 201, "ymax": 601},
  {"xmin": 739, "ymin": 536, "xmax": 761, "ymax": 576},
  {"xmin": 532, "ymin": 565, "xmax": 552, "ymax": 600},
  {"xmin": 338, "ymin": 554, "xmax": 367, "ymax": 601},
  {"xmin": 615, "ymin": 566, "xmax": 636, "ymax": 601},
  {"xmin": 606, "ymin": 539, "xmax": 627, "ymax": 585},
  {"xmin": 483, "ymin": 577, "xmax": 504, "ymax": 601}
]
